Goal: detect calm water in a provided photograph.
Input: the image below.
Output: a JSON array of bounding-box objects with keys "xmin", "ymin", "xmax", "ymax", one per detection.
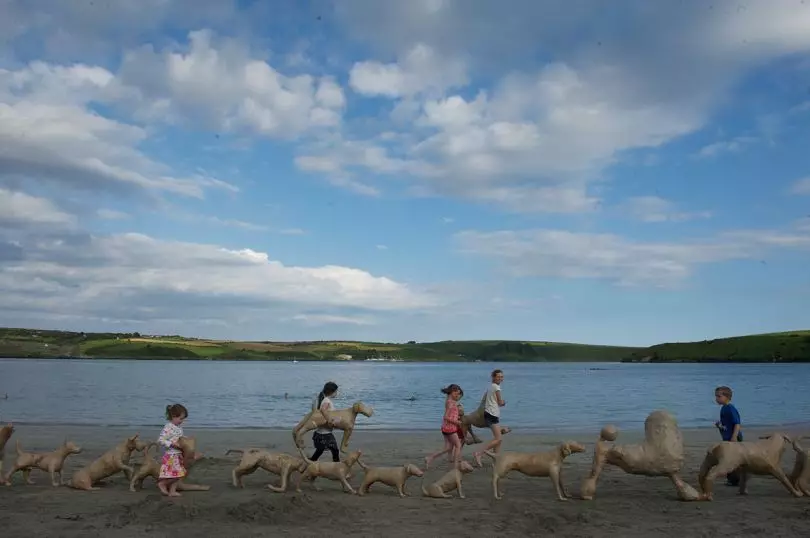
[{"xmin": 1, "ymin": 359, "xmax": 809, "ymax": 432}]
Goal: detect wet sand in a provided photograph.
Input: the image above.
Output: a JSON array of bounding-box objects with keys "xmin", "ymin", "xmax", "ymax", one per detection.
[{"xmin": 1, "ymin": 425, "xmax": 809, "ymax": 537}]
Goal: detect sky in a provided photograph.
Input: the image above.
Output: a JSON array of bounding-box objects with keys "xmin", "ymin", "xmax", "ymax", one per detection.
[{"xmin": 1, "ymin": 0, "xmax": 809, "ymax": 347}]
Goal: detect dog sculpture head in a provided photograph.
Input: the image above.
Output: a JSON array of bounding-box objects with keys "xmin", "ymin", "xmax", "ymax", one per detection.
[
  {"xmin": 560, "ymin": 441, "xmax": 586, "ymax": 458},
  {"xmin": 404, "ymin": 463, "xmax": 424, "ymax": 477},
  {"xmin": 0, "ymin": 423, "xmax": 13, "ymax": 442},
  {"xmin": 457, "ymin": 460, "xmax": 474, "ymax": 473},
  {"xmin": 599, "ymin": 425, "xmax": 619, "ymax": 442},
  {"xmin": 343, "ymin": 450, "xmax": 363, "ymax": 466},
  {"xmin": 352, "ymin": 402, "xmax": 374, "ymax": 417},
  {"xmin": 133, "ymin": 439, "xmax": 152, "ymax": 453},
  {"xmin": 122, "ymin": 434, "xmax": 140, "ymax": 452},
  {"xmin": 60, "ymin": 439, "xmax": 82, "ymax": 456},
  {"xmin": 758, "ymin": 433, "xmax": 794, "ymax": 447},
  {"xmin": 177, "ymin": 436, "xmax": 198, "ymax": 461}
]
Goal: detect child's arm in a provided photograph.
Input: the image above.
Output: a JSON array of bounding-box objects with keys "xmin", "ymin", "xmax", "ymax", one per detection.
[
  {"xmin": 158, "ymin": 425, "xmax": 180, "ymax": 449},
  {"xmin": 320, "ymin": 400, "xmax": 339, "ymax": 427},
  {"xmin": 495, "ymin": 388, "xmax": 505, "ymax": 407},
  {"xmin": 729, "ymin": 406, "xmax": 742, "ymax": 441}
]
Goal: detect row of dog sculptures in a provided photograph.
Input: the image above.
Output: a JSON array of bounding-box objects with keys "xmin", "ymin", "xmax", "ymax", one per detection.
[{"xmin": 1, "ymin": 406, "xmax": 809, "ymax": 501}]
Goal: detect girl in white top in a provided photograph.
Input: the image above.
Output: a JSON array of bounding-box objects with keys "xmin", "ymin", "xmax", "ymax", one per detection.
[
  {"xmin": 473, "ymin": 369, "xmax": 506, "ymax": 467},
  {"xmin": 310, "ymin": 381, "xmax": 341, "ymax": 462}
]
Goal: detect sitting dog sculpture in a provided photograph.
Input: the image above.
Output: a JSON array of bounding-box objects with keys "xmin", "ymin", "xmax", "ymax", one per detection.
[
  {"xmin": 129, "ymin": 438, "xmax": 208, "ymax": 493},
  {"xmin": 789, "ymin": 436, "xmax": 810, "ymax": 496},
  {"xmin": 579, "ymin": 410, "xmax": 700, "ymax": 501},
  {"xmin": 3, "ymin": 438, "xmax": 82, "ymax": 487},
  {"xmin": 0, "ymin": 423, "xmax": 14, "ymax": 479},
  {"xmin": 483, "ymin": 441, "xmax": 585, "ymax": 501},
  {"xmin": 697, "ymin": 433, "xmax": 803, "ymax": 500},
  {"xmin": 357, "ymin": 461, "xmax": 424, "ymax": 497},
  {"xmin": 68, "ymin": 434, "xmax": 142, "ymax": 491},
  {"xmin": 295, "ymin": 450, "xmax": 363, "ymax": 494},
  {"xmin": 226, "ymin": 448, "xmax": 306, "ymax": 492},
  {"xmin": 292, "ymin": 402, "xmax": 373, "ymax": 453},
  {"xmin": 421, "ymin": 460, "xmax": 475, "ymax": 499}
]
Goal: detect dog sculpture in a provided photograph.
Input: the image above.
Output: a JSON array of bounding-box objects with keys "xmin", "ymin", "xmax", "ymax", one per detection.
[
  {"xmin": 292, "ymin": 402, "xmax": 373, "ymax": 453},
  {"xmin": 789, "ymin": 436, "xmax": 810, "ymax": 496},
  {"xmin": 579, "ymin": 410, "xmax": 700, "ymax": 501},
  {"xmin": 459, "ymin": 402, "xmax": 511, "ymax": 445},
  {"xmin": 697, "ymin": 433, "xmax": 803, "ymax": 500},
  {"xmin": 3, "ymin": 438, "xmax": 82, "ymax": 487},
  {"xmin": 483, "ymin": 441, "xmax": 585, "ymax": 501},
  {"xmin": 68, "ymin": 434, "xmax": 142, "ymax": 491},
  {"xmin": 421, "ymin": 460, "xmax": 475, "ymax": 499},
  {"xmin": 295, "ymin": 450, "xmax": 363, "ymax": 494},
  {"xmin": 226, "ymin": 448, "xmax": 306, "ymax": 492},
  {"xmin": 129, "ymin": 438, "xmax": 208, "ymax": 492},
  {"xmin": 357, "ymin": 461, "xmax": 424, "ymax": 497},
  {"xmin": 0, "ymin": 423, "xmax": 13, "ymax": 478}
]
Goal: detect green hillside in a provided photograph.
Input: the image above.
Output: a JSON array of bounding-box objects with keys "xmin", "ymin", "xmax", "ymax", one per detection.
[
  {"xmin": 0, "ymin": 327, "xmax": 637, "ymax": 362},
  {"xmin": 623, "ymin": 330, "xmax": 810, "ymax": 363},
  {"xmin": 2, "ymin": 327, "xmax": 808, "ymax": 363}
]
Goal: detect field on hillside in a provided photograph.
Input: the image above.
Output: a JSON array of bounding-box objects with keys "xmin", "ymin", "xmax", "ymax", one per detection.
[
  {"xmin": 623, "ymin": 330, "xmax": 810, "ymax": 362},
  {"xmin": 0, "ymin": 328, "xmax": 639, "ymax": 362}
]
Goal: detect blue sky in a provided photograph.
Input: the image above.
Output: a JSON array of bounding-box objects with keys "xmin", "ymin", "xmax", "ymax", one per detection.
[{"xmin": 1, "ymin": 0, "xmax": 809, "ymax": 346}]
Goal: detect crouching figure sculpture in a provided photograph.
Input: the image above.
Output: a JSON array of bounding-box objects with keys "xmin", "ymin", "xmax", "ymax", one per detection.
[{"xmin": 580, "ymin": 410, "xmax": 700, "ymax": 501}]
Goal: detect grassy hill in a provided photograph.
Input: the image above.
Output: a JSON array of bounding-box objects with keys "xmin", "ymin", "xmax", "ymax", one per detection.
[
  {"xmin": 0, "ymin": 327, "xmax": 638, "ymax": 362},
  {"xmin": 2, "ymin": 327, "xmax": 808, "ymax": 363},
  {"xmin": 623, "ymin": 330, "xmax": 810, "ymax": 363}
]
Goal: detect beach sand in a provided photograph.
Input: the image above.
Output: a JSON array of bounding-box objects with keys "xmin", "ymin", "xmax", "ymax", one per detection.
[{"xmin": 1, "ymin": 425, "xmax": 809, "ymax": 537}]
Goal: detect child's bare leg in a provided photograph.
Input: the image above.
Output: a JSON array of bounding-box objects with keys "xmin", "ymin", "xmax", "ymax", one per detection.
[
  {"xmin": 157, "ymin": 478, "xmax": 170, "ymax": 496},
  {"xmin": 425, "ymin": 437, "xmax": 452, "ymax": 470},
  {"xmin": 167, "ymin": 478, "xmax": 181, "ymax": 497},
  {"xmin": 474, "ymin": 425, "xmax": 503, "ymax": 467}
]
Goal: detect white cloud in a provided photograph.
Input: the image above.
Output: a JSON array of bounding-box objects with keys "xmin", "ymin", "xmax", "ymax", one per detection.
[
  {"xmin": 290, "ymin": 314, "xmax": 375, "ymax": 326},
  {"xmin": 96, "ymin": 209, "xmax": 130, "ymax": 220},
  {"xmin": 697, "ymin": 136, "xmax": 758, "ymax": 158},
  {"xmin": 0, "ymin": 62, "xmax": 237, "ymax": 198},
  {"xmin": 455, "ymin": 224, "xmax": 810, "ymax": 287},
  {"xmin": 790, "ymin": 177, "xmax": 810, "ymax": 195},
  {"xmin": 0, "ymin": 188, "xmax": 76, "ymax": 227},
  {"xmin": 0, "ymin": 220, "xmax": 440, "ymax": 326},
  {"xmin": 375, "ymin": 244, "xmax": 388, "ymax": 250},
  {"xmin": 622, "ymin": 196, "xmax": 712, "ymax": 223},
  {"xmin": 114, "ymin": 30, "xmax": 346, "ymax": 138},
  {"xmin": 349, "ymin": 43, "xmax": 468, "ymax": 98}
]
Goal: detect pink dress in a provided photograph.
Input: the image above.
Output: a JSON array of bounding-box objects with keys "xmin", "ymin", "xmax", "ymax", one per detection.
[
  {"xmin": 441, "ymin": 399, "xmax": 460, "ymax": 434},
  {"xmin": 157, "ymin": 422, "xmax": 186, "ymax": 479}
]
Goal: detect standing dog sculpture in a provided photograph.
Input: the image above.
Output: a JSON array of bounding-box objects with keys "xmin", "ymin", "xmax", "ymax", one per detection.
[
  {"xmin": 579, "ymin": 410, "xmax": 700, "ymax": 501},
  {"xmin": 483, "ymin": 441, "xmax": 585, "ymax": 501},
  {"xmin": 0, "ymin": 423, "xmax": 13, "ymax": 478},
  {"xmin": 421, "ymin": 460, "xmax": 475, "ymax": 499},
  {"xmin": 3, "ymin": 438, "xmax": 82, "ymax": 486},
  {"xmin": 357, "ymin": 461, "xmax": 424, "ymax": 497},
  {"xmin": 292, "ymin": 402, "xmax": 373, "ymax": 453},
  {"xmin": 129, "ymin": 438, "xmax": 208, "ymax": 492},
  {"xmin": 697, "ymin": 433, "xmax": 803, "ymax": 500},
  {"xmin": 295, "ymin": 450, "xmax": 363, "ymax": 494},
  {"xmin": 789, "ymin": 436, "xmax": 810, "ymax": 496},
  {"xmin": 68, "ymin": 434, "xmax": 142, "ymax": 491},
  {"xmin": 226, "ymin": 448, "xmax": 306, "ymax": 492},
  {"xmin": 458, "ymin": 402, "xmax": 511, "ymax": 445}
]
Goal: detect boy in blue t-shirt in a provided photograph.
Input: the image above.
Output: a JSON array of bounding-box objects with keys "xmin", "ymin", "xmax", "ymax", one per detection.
[{"xmin": 714, "ymin": 385, "xmax": 743, "ymax": 486}]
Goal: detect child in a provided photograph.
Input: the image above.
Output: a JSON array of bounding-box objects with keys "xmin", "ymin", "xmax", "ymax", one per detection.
[
  {"xmin": 157, "ymin": 403, "xmax": 189, "ymax": 497},
  {"xmin": 424, "ymin": 384, "xmax": 464, "ymax": 469},
  {"xmin": 714, "ymin": 385, "xmax": 743, "ymax": 486},
  {"xmin": 311, "ymin": 382, "xmax": 341, "ymax": 462},
  {"xmin": 473, "ymin": 369, "xmax": 506, "ymax": 467}
]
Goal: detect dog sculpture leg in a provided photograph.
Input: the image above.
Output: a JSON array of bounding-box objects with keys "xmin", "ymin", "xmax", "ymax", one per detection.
[
  {"xmin": 339, "ymin": 427, "xmax": 355, "ymax": 453},
  {"xmin": 232, "ymin": 462, "xmax": 259, "ymax": 488},
  {"xmin": 550, "ymin": 467, "xmax": 568, "ymax": 501},
  {"xmin": 267, "ymin": 463, "xmax": 293, "ymax": 493}
]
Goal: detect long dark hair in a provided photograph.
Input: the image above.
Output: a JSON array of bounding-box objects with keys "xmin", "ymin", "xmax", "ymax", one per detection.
[
  {"xmin": 441, "ymin": 384, "xmax": 462, "ymax": 396},
  {"xmin": 318, "ymin": 381, "xmax": 339, "ymax": 408}
]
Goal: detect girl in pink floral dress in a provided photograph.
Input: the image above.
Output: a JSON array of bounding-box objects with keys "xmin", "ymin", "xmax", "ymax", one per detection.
[{"xmin": 157, "ymin": 403, "xmax": 189, "ymax": 497}]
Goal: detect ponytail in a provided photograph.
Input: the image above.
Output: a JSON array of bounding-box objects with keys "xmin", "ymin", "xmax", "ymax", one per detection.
[{"xmin": 317, "ymin": 391, "xmax": 326, "ymax": 409}]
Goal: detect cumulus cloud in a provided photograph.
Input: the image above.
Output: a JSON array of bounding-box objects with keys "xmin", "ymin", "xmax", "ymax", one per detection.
[
  {"xmin": 622, "ymin": 196, "xmax": 712, "ymax": 223},
  {"xmin": 790, "ymin": 177, "xmax": 810, "ymax": 195},
  {"xmin": 114, "ymin": 30, "xmax": 346, "ymax": 138},
  {"xmin": 455, "ymin": 224, "xmax": 810, "ymax": 287},
  {"xmin": 0, "ymin": 191, "xmax": 439, "ymax": 329}
]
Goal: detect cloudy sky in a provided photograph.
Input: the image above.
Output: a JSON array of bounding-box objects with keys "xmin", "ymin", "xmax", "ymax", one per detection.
[{"xmin": 1, "ymin": 0, "xmax": 809, "ymax": 346}]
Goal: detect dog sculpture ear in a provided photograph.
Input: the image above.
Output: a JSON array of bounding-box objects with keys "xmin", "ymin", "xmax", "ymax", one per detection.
[{"xmin": 562, "ymin": 444, "xmax": 572, "ymax": 457}]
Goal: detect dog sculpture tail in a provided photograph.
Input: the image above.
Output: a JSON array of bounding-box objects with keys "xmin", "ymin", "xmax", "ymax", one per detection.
[
  {"xmin": 225, "ymin": 449, "xmax": 245, "ymax": 456},
  {"xmin": 792, "ymin": 436, "xmax": 806, "ymax": 454},
  {"xmin": 15, "ymin": 439, "xmax": 22, "ymax": 455},
  {"xmin": 420, "ymin": 475, "xmax": 429, "ymax": 497}
]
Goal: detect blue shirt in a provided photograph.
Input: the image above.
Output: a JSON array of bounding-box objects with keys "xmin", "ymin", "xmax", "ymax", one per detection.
[{"xmin": 719, "ymin": 403, "xmax": 743, "ymax": 442}]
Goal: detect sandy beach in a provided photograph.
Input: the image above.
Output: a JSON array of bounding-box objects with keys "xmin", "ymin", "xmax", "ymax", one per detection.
[{"xmin": 1, "ymin": 425, "xmax": 809, "ymax": 537}]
